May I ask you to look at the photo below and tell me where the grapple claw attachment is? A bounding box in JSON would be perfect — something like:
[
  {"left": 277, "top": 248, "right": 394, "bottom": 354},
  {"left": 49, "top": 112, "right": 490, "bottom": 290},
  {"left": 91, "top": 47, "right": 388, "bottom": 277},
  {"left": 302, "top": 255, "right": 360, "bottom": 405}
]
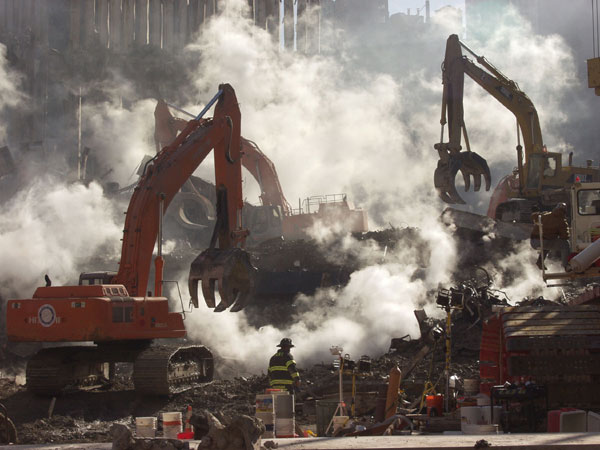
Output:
[
  {"left": 188, "top": 248, "right": 256, "bottom": 312},
  {"left": 434, "top": 145, "right": 491, "bottom": 204},
  {"left": 434, "top": 157, "right": 465, "bottom": 204}
]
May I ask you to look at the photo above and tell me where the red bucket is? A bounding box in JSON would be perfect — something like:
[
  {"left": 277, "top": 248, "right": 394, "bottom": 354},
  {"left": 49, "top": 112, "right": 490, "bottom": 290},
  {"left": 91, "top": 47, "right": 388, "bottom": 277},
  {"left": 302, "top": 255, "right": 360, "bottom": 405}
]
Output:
[{"left": 426, "top": 394, "right": 444, "bottom": 416}]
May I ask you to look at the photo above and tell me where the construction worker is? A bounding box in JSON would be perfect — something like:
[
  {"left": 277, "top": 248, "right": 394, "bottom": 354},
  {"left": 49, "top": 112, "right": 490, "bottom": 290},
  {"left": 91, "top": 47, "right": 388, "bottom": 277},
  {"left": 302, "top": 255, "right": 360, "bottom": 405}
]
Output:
[
  {"left": 268, "top": 338, "right": 301, "bottom": 393},
  {"left": 530, "top": 203, "right": 571, "bottom": 270}
]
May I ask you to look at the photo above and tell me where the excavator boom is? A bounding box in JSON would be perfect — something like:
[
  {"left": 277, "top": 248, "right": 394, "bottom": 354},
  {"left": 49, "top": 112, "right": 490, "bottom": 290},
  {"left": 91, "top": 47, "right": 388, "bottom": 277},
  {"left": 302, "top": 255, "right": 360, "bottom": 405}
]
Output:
[
  {"left": 435, "top": 34, "right": 599, "bottom": 213},
  {"left": 114, "top": 84, "right": 254, "bottom": 311},
  {"left": 155, "top": 100, "right": 291, "bottom": 215}
]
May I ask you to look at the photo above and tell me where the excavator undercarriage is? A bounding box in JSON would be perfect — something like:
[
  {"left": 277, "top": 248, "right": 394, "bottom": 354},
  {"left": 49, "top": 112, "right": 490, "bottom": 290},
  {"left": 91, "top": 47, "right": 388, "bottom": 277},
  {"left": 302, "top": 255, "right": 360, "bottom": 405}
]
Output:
[{"left": 25, "top": 343, "right": 213, "bottom": 396}]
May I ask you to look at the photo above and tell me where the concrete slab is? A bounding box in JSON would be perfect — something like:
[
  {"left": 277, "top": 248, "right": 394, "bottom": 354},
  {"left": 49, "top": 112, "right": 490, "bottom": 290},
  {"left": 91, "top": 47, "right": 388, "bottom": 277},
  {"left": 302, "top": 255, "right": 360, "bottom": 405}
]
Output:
[
  {"left": 264, "top": 433, "right": 600, "bottom": 449},
  {"left": 3, "top": 433, "right": 600, "bottom": 450}
]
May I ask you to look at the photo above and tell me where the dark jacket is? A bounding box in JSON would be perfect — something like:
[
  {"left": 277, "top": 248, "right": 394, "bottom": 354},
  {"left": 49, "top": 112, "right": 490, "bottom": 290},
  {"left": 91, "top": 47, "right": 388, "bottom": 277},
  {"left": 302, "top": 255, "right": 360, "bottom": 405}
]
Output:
[
  {"left": 530, "top": 209, "right": 569, "bottom": 240},
  {"left": 268, "top": 351, "right": 300, "bottom": 392}
]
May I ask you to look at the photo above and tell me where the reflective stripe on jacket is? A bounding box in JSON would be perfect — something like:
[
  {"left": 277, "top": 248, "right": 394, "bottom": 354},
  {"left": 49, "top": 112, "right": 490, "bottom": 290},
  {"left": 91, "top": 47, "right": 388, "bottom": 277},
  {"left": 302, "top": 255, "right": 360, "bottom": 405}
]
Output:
[{"left": 268, "top": 351, "right": 299, "bottom": 390}]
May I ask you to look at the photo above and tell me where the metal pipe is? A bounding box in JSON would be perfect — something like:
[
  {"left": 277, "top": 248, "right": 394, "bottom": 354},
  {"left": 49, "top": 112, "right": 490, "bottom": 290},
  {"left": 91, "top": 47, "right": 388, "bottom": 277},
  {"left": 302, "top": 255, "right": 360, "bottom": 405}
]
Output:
[
  {"left": 158, "top": 193, "right": 164, "bottom": 258},
  {"left": 462, "top": 124, "right": 471, "bottom": 152},
  {"left": 166, "top": 102, "right": 195, "bottom": 118},
  {"left": 77, "top": 87, "right": 82, "bottom": 180},
  {"left": 195, "top": 88, "right": 224, "bottom": 120},
  {"left": 516, "top": 118, "right": 524, "bottom": 194},
  {"left": 537, "top": 213, "right": 545, "bottom": 277}
]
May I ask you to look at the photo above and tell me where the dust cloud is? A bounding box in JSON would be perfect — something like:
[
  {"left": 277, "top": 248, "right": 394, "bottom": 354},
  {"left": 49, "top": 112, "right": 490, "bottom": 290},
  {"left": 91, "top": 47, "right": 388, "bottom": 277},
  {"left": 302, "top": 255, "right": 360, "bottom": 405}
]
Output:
[
  {"left": 0, "top": 43, "right": 24, "bottom": 142},
  {"left": 0, "top": 1, "right": 568, "bottom": 373},
  {"left": 0, "top": 180, "right": 121, "bottom": 299},
  {"left": 177, "top": 1, "right": 545, "bottom": 374},
  {"left": 82, "top": 96, "right": 157, "bottom": 185},
  {"left": 0, "top": 44, "right": 132, "bottom": 299}
]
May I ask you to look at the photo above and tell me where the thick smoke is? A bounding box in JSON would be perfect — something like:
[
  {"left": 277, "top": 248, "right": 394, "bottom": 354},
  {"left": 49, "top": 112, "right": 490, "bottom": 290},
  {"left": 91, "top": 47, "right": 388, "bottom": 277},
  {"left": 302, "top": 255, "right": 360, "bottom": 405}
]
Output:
[
  {"left": 177, "top": 0, "right": 459, "bottom": 372},
  {"left": 0, "top": 180, "right": 122, "bottom": 299},
  {"left": 0, "top": 49, "right": 126, "bottom": 299},
  {"left": 174, "top": 1, "right": 571, "bottom": 374},
  {"left": 0, "top": 43, "right": 25, "bottom": 142},
  {"left": 82, "top": 94, "right": 157, "bottom": 185},
  {"left": 0, "top": 1, "right": 569, "bottom": 375}
]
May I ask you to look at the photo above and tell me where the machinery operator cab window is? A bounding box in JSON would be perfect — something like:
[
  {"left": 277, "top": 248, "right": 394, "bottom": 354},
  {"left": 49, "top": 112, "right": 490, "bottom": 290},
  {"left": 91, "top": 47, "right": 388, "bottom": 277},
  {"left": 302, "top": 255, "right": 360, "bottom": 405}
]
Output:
[
  {"left": 527, "top": 153, "right": 558, "bottom": 189},
  {"left": 577, "top": 189, "right": 600, "bottom": 215}
]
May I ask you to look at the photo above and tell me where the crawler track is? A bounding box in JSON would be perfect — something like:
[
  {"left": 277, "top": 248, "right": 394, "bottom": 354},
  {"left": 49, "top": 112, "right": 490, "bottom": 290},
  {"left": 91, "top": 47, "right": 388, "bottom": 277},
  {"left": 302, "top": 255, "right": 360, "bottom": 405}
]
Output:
[
  {"left": 26, "top": 347, "right": 108, "bottom": 395},
  {"left": 133, "top": 345, "right": 214, "bottom": 395},
  {"left": 25, "top": 344, "right": 213, "bottom": 396}
]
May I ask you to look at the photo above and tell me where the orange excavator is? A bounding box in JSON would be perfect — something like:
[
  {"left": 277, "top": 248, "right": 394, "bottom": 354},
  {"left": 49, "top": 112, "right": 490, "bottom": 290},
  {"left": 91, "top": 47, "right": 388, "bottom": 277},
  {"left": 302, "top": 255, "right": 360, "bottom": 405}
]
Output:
[
  {"left": 155, "top": 101, "right": 368, "bottom": 244},
  {"left": 155, "top": 99, "right": 291, "bottom": 216},
  {"left": 435, "top": 34, "right": 599, "bottom": 223},
  {"left": 6, "top": 84, "right": 256, "bottom": 395}
]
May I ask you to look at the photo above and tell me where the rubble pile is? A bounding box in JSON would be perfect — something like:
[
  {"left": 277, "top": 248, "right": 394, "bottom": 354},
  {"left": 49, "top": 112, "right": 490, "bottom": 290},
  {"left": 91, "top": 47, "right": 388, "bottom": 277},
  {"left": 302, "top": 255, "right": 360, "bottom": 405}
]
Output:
[
  {"left": 0, "top": 222, "right": 586, "bottom": 444},
  {"left": 0, "top": 295, "right": 498, "bottom": 444}
]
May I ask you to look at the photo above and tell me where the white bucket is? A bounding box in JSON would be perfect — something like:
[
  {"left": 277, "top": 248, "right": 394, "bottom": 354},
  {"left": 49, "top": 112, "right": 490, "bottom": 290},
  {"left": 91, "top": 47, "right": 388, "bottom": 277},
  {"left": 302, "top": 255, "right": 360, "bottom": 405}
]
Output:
[
  {"left": 481, "top": 406, "right": 503, "bottom": 425},
  {"left": 136, "top": 417, "right": 157, "bottom": 438},
  {"left": 274, "top": 394, "right": 294, "bottom": 419},
  {"left": 476, "top": 393, "right": 491, "bottom": 406},
  {"left": 275, "top": 418, "right": 295, "bottom": 437},
  {"left": 256, "top": 411, "right": 275, "bottom": 438},
  {"left": 162, "top": 412, "right": 183, "bottom": 439},
  {"left": 255, "top": 394, "right": 274, "bottom": 413},
  {"left": 461, "top": 406, "right": 484, "bottom": 426}
]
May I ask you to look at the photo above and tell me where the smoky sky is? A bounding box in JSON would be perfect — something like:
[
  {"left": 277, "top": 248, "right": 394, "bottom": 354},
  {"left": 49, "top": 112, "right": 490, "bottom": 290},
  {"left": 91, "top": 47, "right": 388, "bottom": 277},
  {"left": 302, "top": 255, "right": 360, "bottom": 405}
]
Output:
[{"left": 0, "top": 1, "right": 575, "bottom": 373}]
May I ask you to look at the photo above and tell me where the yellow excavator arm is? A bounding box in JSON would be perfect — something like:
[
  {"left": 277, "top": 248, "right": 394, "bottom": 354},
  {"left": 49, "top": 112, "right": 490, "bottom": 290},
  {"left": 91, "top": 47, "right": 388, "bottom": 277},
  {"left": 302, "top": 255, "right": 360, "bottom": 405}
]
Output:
[{"left": 435, "top": 34, "right": 599, "bottom": 208}]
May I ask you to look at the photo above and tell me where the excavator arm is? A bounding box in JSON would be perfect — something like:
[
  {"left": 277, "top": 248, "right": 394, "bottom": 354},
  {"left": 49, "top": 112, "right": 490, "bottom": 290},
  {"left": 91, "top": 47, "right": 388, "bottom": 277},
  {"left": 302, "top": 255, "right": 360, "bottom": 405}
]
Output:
[
  {"left": 436, "top": 34, "right": 600, "bottom": 212},
  {"left": 114, "top": 84, "right": 254, "bottom": 312},
  {"left": 155, "top": 101, "right": 291, "bottom": 215},
  {"left": 435, "top": 34, "right": 500, "bottom": 204}
]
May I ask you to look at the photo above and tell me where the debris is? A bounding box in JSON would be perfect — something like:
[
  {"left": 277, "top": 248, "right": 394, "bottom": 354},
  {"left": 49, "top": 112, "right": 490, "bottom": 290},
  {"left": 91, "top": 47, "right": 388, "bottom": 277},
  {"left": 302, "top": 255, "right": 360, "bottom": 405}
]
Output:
[
  {"left": 110, "top": 423, "right": 134, "bottom": 450},
  {"left": 193, "top": 411, "right": 264, "bottom": 450}
]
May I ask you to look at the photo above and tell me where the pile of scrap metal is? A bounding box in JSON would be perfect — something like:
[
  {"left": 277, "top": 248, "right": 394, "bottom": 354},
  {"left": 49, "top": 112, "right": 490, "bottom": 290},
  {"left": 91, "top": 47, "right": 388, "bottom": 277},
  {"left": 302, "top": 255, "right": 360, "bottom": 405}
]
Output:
[{"left": 293, "top": 284, "right": 513, "bottom": 437}]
